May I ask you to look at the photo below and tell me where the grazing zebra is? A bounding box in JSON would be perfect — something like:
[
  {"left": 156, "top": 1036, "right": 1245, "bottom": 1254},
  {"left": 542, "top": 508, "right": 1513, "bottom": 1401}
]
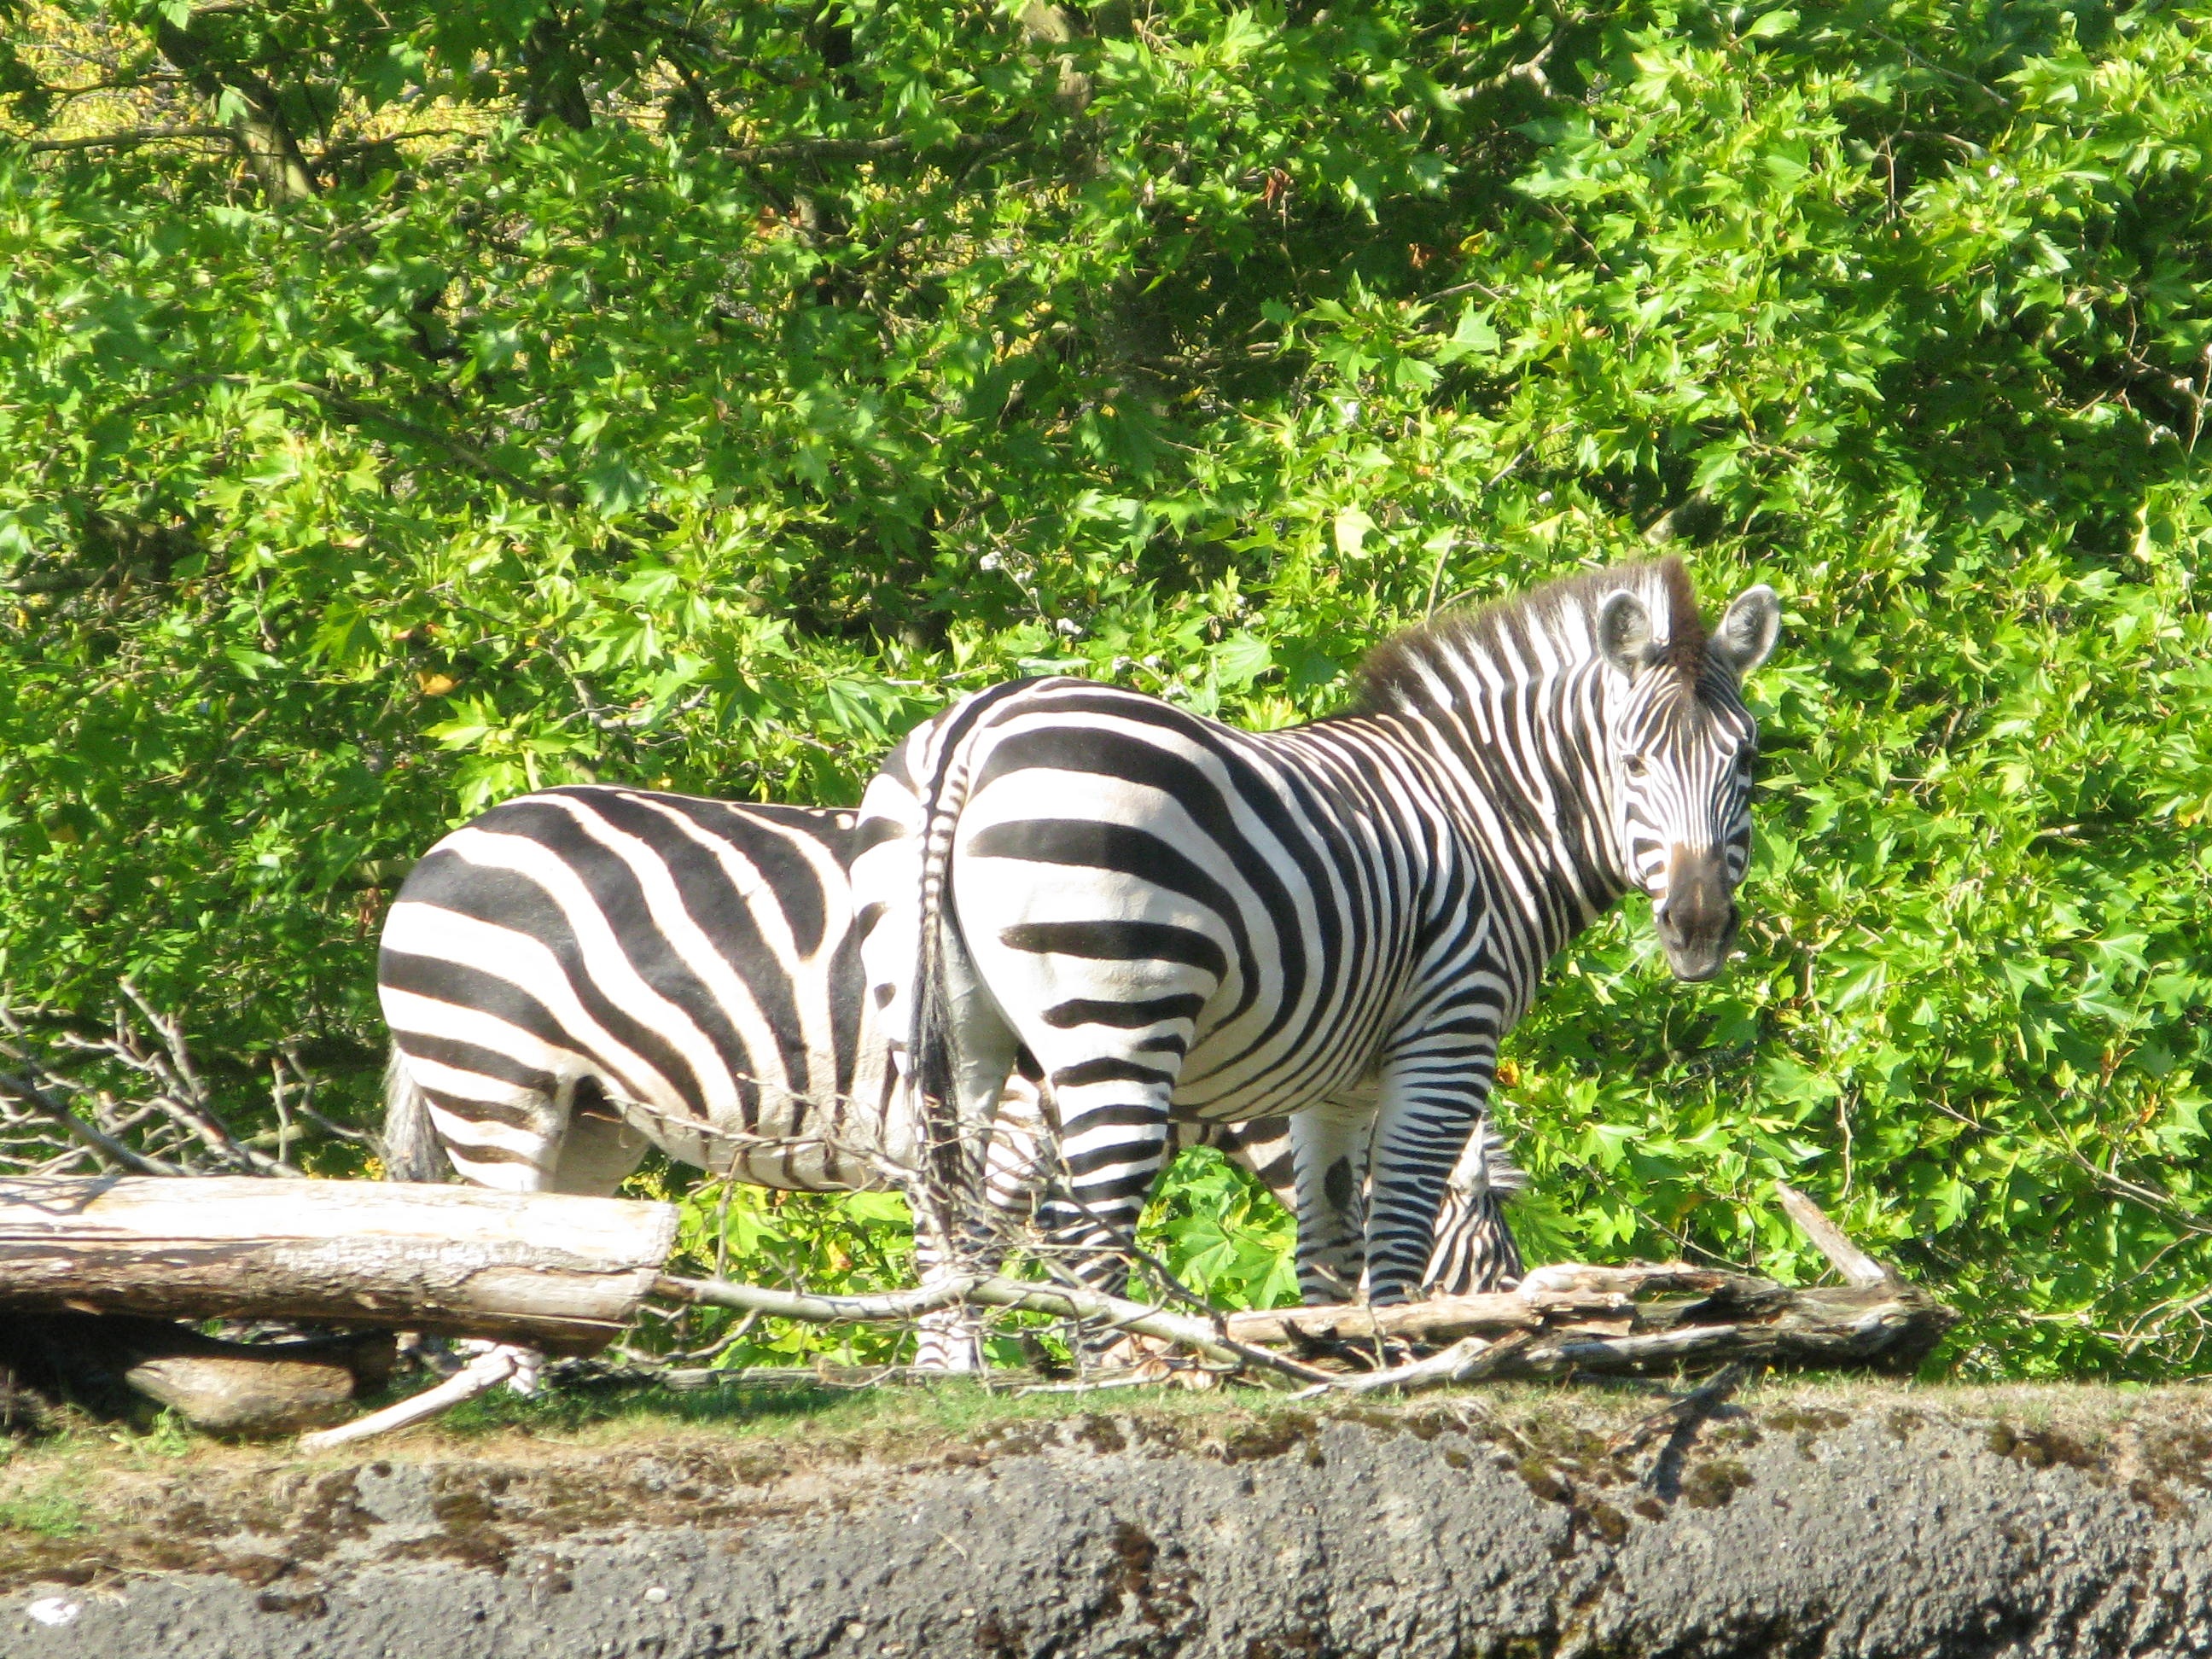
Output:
[
  {"left": 854, "top": 556, "right": 1777, "bottom": 1307},
  {"left": 378, "top": 788, "right": 1526, "bottom": 1365}
]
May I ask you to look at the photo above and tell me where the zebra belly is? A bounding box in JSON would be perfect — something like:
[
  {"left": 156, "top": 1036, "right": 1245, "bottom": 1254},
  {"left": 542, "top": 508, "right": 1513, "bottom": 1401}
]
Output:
[{"left": 1171, "top": 1024, "right": 1388, "bottom": 1123}]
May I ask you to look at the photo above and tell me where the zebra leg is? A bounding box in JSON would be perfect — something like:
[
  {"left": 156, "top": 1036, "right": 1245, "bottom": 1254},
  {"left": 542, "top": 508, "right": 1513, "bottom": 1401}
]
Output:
[
  {"left": 1422, "top": 1120, "right": 1528, "bottom": 1295},
  {"left": 1208, "top": 1109, "right": 1526, "bottom": 1300},
  {"left": 911, "top": 1069, "right": 1051, "bottom": 1372},
  {"left": 1364, "top": 1052, "right": 1498, "bottom": 1305},
  {"left": 396, "top": 1058, "right": 605, "bottom": 1392},
  {"left": 392, "top": 1053, "right": 571, "bottom": 1195},
  {"left": 1028, "top": 1074, "right": 1177, "bottom": 1302},
  {"left": 1289, "top": 1104, "right": 1371, "bottom": 1305}
]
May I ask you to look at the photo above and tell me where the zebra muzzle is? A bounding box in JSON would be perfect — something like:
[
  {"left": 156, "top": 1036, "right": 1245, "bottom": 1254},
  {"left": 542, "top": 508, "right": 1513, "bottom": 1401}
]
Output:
[{"left": 1654, "top": 849, "right": 1739, "bottom": 982}]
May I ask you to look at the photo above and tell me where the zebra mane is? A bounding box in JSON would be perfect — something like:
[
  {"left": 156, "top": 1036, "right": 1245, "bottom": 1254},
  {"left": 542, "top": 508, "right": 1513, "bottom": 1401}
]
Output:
[{"left": 1349, "top": 556, "right": 1710, "bottom": 714}]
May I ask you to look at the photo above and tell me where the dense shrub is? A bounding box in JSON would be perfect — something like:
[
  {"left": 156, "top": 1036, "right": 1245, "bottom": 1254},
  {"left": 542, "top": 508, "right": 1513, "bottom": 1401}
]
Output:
[{"left": 3, "top": 0, "right": 2209, "bottom": 1374}]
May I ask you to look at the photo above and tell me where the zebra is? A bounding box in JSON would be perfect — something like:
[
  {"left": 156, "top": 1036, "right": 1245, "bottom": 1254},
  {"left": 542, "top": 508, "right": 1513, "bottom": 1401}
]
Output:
[
  {"left": 377, "top": 785, "right": 1528, "bottom": 1372},
  {"left": 853, "top": 556, "right": 1777, "bottom": 1307}
]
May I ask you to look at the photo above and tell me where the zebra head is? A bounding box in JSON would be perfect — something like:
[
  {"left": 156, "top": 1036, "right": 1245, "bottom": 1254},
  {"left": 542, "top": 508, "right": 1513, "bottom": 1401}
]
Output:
[{"left": 1594, "top": 570, "right": 1780, "bottom": 982}]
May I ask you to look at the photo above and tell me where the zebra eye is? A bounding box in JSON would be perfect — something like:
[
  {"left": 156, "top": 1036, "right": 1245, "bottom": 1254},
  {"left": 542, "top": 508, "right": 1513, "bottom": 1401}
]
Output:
[{"left": 1621, "top": 754, "right": 1649, "bottom": 780}]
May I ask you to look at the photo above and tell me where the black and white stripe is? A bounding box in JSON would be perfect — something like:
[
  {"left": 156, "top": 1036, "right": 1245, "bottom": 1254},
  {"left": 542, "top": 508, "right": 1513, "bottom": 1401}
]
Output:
[
  {"left": 379, "top": 786, "right": 1530, "bottom": 1314},
  {"left": 379, "top": 786, "right": 893, "bottom": 1194},
  {"left": 857, "top": 558, "right": 1777, "bottom": 1306}
]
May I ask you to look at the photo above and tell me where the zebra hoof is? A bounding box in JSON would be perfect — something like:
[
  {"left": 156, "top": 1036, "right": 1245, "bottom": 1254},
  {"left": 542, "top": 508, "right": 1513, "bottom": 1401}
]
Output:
[{"left": 457, "top": 1340, "right": 544, "bottom": 1396}]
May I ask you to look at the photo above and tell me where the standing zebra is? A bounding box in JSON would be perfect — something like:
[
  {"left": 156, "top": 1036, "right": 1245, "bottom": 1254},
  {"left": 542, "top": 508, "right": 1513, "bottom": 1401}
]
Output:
[
  {"left": 378, "top": 787, "right": 1525, "bottom": 1369},
  {"left": 854, "top": 556, "right": 1777, "bottom": 1307}
]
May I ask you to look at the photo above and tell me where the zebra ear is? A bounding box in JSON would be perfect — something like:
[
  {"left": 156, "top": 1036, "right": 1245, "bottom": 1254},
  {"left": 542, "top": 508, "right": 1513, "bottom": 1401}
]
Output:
[
  {"left": 1713, "top": 585, "right": 1780, "bottom": 677},
  {"left": 1596, "top": 590, "right": 1657, "bottom": 679}
]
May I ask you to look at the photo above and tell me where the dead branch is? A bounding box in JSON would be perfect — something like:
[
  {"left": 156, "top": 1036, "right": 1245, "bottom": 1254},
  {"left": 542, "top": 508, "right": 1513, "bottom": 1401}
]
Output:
[
  {"left": 3, "top": 1170, "right": 1952, "bottom": 1443},
  {"left": 20, "top": 125, "right": 234, "bottom": 153},
  {"left": 1775, "top": 1182, "right": 1896, "bottom": 1288},
  {"left": 299, "top": 1344, "right": 519, "bottom": 1452},
  {"left": 0, "top": 990, "right": 370, "bottom": 1181},
  {"left": 656, "top": 1271, "right": 1325, "bottom": 1383}
]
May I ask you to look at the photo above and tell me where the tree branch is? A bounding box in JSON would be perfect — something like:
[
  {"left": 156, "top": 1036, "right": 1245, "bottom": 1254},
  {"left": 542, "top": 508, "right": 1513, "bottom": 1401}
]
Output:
[
  {"left": 270, "top": 381, "right": 558, "bottom": 504},
  {"left": 20, "top": 126, "right": 234, "bottom": 154},
  {"left": 723, "top": 129, "right": 1016, "bottom": 169},
  {"left": 1775, "top": 1182, "right": 1897, "bottom": 1288}
]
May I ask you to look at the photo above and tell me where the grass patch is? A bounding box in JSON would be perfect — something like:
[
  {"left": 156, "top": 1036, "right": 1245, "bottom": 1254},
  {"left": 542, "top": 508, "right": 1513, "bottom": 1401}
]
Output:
[{"left": 0, "top": 1481, "right": 86, "bottom": 1540}]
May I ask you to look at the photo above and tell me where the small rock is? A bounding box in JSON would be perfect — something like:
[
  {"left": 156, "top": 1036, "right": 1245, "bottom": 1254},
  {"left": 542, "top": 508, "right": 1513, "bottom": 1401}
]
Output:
[{"left": 26, "top": 1598, "right": 80, "bottom": 1627}]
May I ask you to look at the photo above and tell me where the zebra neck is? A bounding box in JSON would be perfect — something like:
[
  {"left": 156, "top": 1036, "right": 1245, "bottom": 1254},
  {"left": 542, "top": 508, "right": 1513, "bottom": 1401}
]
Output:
[{"left": 1392, "top": 656, "right": 1633, "bottom": 966}]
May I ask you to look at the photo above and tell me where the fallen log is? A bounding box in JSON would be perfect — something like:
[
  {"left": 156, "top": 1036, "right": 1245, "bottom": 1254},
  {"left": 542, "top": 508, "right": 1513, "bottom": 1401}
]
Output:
[
  {"left": 1223, "top": 1271, "right": 1951, "bottom": 1379},
  {"left": 1245, "top": 1183, "right": 1956, "bottom": 1393},
  {"left": 0, "top": 1172, "right": 1956, "bottom": 1444},
  {"left": 0, "top": 1176, "right": 677, "bottom": 1354}
]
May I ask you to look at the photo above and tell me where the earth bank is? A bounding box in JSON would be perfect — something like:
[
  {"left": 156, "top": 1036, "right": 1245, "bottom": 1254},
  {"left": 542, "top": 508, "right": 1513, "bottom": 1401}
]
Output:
[{"left": 3, "top": 1382, "right": 2211, "bottom": 1658}]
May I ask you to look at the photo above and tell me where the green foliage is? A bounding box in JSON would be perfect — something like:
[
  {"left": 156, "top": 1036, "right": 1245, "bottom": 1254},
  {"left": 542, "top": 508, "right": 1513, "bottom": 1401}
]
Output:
[
  {"left": 5, "top": 0, "right": 2212, "bottom": 1375},
  {"left": 0, "top": 1481, "right": 86, "bottom": 1538},
  {"left": 1137, "top": 1147, "right": 1299, "bottom": 1312},
  {"left": 654, "top": 1171, "right": 922, "bottom": 1367}
]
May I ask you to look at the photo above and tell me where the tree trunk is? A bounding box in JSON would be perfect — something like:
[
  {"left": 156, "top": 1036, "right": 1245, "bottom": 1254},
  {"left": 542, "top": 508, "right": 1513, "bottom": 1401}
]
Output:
[
  {"left": 153, "top": 19, "right": 317, "bottom": 204},
  {"left": 0, "top": 1178, "right": 675, "bottom": 1355}
]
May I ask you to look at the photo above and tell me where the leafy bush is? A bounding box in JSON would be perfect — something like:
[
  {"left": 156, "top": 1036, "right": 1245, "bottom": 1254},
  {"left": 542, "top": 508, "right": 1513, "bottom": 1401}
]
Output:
[{"left": 4, "top": 0, "right": 2210, "bottom": 1374}]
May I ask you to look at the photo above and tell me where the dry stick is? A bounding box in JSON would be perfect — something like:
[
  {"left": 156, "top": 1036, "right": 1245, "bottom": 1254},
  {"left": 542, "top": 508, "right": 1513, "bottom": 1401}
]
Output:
[
  {"left": 655, "top": 1272, "right": 1330, "bottom": 1386},
  {"left": 0, "top": 1068, "right": 185, "bottom": 1177},
  {"left": 21, "top": 126, "right": 235, "bottom": 153},
  {"left": 298, "top": 1346, "right": 519, "bottom": 1452},
  {"left": 1293, "top": 1332, "right": 1537, "bottom": 1400},
  {"left": 111, "top": 981, "right": 300, "bottom": 1176},
  {"left": 1774, "top": 1182, "right": 1895, "bottom": 1288}
]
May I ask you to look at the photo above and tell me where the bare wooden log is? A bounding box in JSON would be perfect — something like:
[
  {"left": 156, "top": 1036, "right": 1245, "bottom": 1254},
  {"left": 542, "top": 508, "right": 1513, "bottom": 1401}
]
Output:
[
  {"left": 1515, "top": 1262, "right": 1767, "bottom": 1297},
  {"left": 1231, "top": 1189, "right": 1954, "bottom": 1393},
  {"left": 1220, "top": 1268, "right": 1785, "bottom": 1348},
  {"left": 0, "top": 1177, "right": 677, "bottom": 1354},
  {"left": 1224, "top": 1289, "right": 1592, "bottom": 1347}
]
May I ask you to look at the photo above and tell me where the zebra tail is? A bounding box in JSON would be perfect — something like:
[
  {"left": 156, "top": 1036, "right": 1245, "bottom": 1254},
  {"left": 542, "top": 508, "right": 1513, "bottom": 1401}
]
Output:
[
  {"left": 380, "top": 1048, "right": 449, "bottom": 1184},
  {"left": 908, "top": 731, "right": 973, "bottom": 1203},
  {"left": 904, "top": 683, "right": 1042, "bottom": 1208}
]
